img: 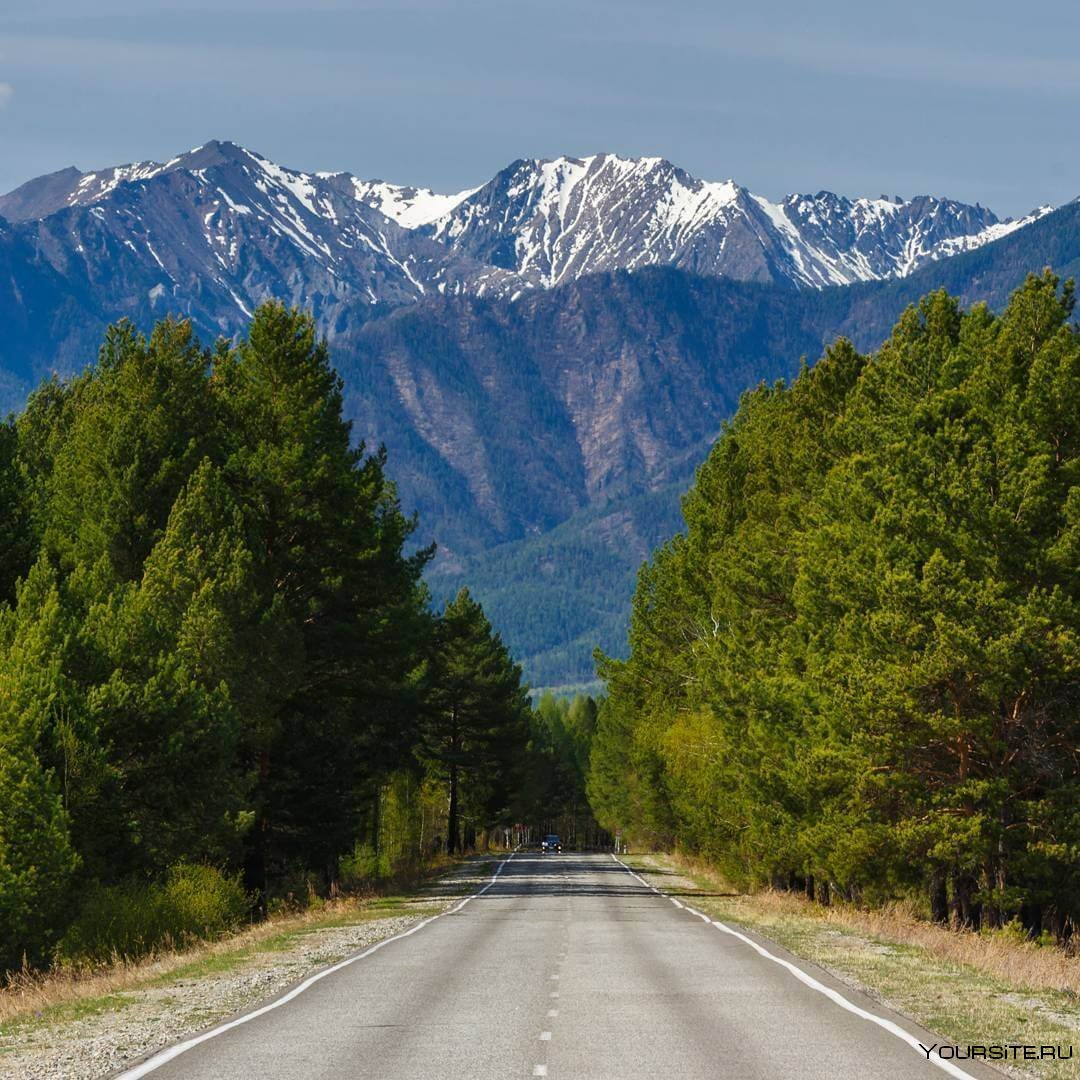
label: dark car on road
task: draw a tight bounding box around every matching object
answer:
[541,834,562,853]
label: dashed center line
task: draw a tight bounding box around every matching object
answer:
[539,1031,552,1041]
[547,1008,559,1018]
[533,1066,548,1077]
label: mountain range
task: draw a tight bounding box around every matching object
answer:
[1,141,1077,685]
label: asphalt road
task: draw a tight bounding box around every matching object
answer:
[117,853,1001,1080]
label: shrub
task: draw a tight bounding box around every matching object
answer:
[338,843,391,892]
[58,862,250,966]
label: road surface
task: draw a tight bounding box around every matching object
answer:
[117,853,1000,1080]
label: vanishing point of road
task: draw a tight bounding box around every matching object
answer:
[117,853,1002,1080]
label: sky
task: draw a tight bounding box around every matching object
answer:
[0,0,1076,217]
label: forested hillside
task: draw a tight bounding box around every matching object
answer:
[589,272,1080,940]
[0,307,541,974]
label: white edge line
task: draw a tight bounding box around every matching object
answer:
[611,854,979,1080]
[115,852,517,1079]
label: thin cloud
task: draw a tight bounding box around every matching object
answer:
[0,82,12,107]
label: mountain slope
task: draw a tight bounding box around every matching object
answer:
[339,270,835,559]
[0,141,516,381]
[0,143,1046,360]
[0,142,1051,401]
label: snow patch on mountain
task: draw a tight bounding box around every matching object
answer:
[935,204,1055,258]
[351,179,478,229]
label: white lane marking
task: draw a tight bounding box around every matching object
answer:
[611,855,979,1080]
[550,991,560,998]
[539,1031,552,1041]
[547,1008,559,1018]
[534,1066,548,1077]
[115,853,519,1079]
[550,973,560,980]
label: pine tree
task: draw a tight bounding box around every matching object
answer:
[0,419,32,602]
[81,460,256,874]
[425,589,530,853]
[215,303,431,892]
[43,319,218,590]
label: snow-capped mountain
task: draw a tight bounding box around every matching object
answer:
[424,154,1049,289]
[0,141,510,339]
[0,141,1053,343]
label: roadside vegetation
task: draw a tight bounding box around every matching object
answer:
[0,853,480,1034]
[590,272,1080,946]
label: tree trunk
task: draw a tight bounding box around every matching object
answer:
[1052,908,1072,946]
[983,854,1005,929]
[243,749,271,917]
[447,762,459,855]
[1020,901,1043,940]
[816,879,830,906]
[804,874,815,902]
[929,867,949,925]
[951,870,981,930]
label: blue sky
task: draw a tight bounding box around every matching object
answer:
[0,0,1076,216]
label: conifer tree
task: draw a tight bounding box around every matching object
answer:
[81,461,255,874]
[43,319,218,590]
[0,419,32,602]
[215,303,430,891]
[425,589,530,852]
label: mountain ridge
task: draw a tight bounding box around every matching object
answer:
[0,141,1052,322]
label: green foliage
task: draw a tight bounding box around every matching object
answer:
[526,692,605,845]
[0,418,33,602]
[428,482,687,686]
[58,863,250,966]
[0,711,78,971]
[595,272,1080,937]
[0,559,80,970]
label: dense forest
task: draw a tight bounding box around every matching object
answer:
[0,305,551,974]
[588,272,1080,942]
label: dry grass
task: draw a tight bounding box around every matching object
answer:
[0,896,390,1028]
